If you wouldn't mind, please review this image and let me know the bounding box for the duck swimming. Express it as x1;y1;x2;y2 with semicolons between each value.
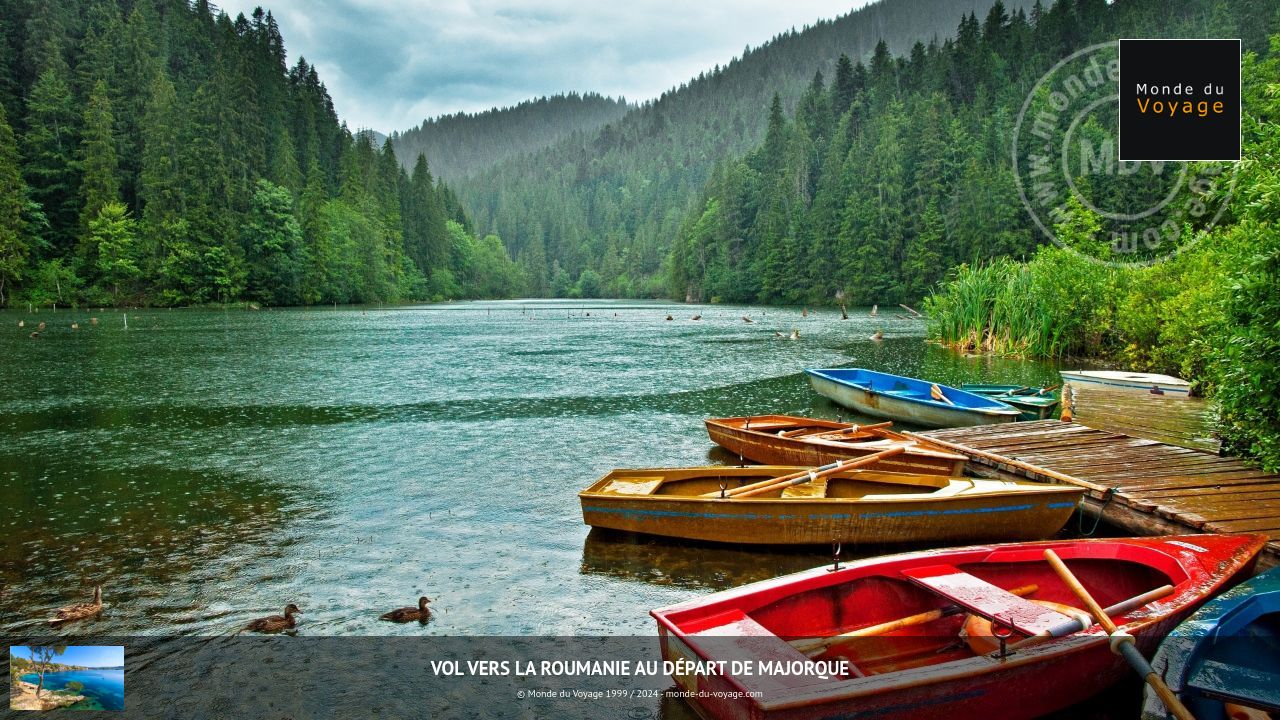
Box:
50;586;102;624
246;603;301;633
380;596;431;623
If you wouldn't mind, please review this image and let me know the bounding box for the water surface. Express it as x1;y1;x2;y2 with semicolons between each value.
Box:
0;300;1061;636
19;669;125;711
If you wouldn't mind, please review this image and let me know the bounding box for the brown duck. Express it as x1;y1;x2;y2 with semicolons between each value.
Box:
246;603;301;633
50;586;102;624
380;596;430;623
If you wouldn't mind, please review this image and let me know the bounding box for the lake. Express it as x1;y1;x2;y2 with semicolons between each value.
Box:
0;299;1060;637
19;669;125;711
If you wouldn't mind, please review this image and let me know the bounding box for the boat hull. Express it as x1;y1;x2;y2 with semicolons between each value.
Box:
579;468;1082;545
652;534;1266;720
806;372;1018;428
1145;566;1280;719
1061;370;1191;395
705;416;967;476
960;386;1060;421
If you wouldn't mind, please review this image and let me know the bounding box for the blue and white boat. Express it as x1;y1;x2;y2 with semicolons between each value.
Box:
1144;566;1280;720
805;368;1022;428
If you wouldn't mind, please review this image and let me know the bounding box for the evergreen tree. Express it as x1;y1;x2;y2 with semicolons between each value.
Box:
22;53;80;258
80;80;120;236
0;104;27;305
88;201;140;303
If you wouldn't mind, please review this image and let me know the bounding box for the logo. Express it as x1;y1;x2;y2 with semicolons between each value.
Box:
1012;42;1239;266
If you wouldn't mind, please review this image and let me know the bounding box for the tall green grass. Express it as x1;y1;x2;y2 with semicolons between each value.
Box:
923;247;1120;358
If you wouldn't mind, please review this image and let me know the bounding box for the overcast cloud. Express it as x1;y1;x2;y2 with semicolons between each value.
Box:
217;1;863;133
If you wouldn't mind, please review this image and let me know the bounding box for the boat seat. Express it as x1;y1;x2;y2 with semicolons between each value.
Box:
1186;660;1280;711
780;479;828;498
900;564;1072;636
687;610;862;693
603;476;665;495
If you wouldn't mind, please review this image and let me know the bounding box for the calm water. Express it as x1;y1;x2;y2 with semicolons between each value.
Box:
0;300;1062;637
19;669;125;711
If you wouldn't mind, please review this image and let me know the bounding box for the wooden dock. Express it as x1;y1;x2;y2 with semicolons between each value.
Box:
909;420;1280;569
1065;385;1219;452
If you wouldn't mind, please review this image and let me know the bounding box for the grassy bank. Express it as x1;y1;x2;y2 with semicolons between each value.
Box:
925;38;1280;470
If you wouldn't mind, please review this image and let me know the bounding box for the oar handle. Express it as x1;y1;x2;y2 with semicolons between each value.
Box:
708;445;909;499
1044;550;1196;720
714;461;842;499
733;447;908;499
838;421;894;434
1044;550;1117;633
1005;584;1174;651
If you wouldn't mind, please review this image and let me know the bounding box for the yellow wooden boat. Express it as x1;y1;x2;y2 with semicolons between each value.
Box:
578;466;1084;545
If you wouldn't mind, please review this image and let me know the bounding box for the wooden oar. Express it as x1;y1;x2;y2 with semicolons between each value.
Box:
734;447;911;499
1044;550;1196;720
837;421;894;435
1038;383;1061;396
791;584;1039;655
704;446;910;499
1003;584;1175;652
929;384;955;405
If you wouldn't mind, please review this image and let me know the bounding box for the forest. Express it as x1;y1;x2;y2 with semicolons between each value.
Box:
0;0;524;308
665;0;1272;306
453;0;1041;299
391;93;631;182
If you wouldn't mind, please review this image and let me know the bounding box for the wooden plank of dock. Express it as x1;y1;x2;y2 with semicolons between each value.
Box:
909;420;1279;570
1066;385;1219;452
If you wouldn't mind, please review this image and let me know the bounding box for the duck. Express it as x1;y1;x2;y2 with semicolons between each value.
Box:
49;586;102;624
741;316;753;323
665;315;673;321
871;329;884;341
789;328;800;341
246;603;301;633
37;321;46;330
690;314;701;321
380;596;431;623
29;331;39;339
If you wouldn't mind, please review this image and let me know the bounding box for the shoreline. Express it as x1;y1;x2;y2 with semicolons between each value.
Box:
9;680;85;711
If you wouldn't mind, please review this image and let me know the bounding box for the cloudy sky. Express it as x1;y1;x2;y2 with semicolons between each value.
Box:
218;0;863;134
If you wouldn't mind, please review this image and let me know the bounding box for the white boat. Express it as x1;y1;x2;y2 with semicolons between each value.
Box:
1060;370;1191;395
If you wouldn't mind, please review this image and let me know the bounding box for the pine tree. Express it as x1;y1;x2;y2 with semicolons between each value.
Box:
88;201;140;303
0;103;28;305
242;178;303;305
22;52;80;258
80;80;120;236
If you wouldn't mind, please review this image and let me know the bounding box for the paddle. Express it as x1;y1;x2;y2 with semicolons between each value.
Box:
837;421;895;435
1003;584;1175;653
704;446;909;499
1044;550;1196;720
791;584;1039;655
929;384;955;405
1038;383;1061;396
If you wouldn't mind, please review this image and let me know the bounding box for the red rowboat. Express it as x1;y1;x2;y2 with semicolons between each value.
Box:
650;534;1265;720
706;415;968;476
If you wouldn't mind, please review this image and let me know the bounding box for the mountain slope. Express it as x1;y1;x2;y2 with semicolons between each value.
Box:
391;93;630;181
451;0;1040;297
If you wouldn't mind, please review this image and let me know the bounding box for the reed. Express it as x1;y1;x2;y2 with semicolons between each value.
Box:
924;249;1117;358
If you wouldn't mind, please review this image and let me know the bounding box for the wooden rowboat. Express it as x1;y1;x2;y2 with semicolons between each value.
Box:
1061;370;1191;396
806;368;1021;428
578;465;1083;545
651;533;1266;720
1145;565;1280;719
705;415;967;476
961;384;1061;421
